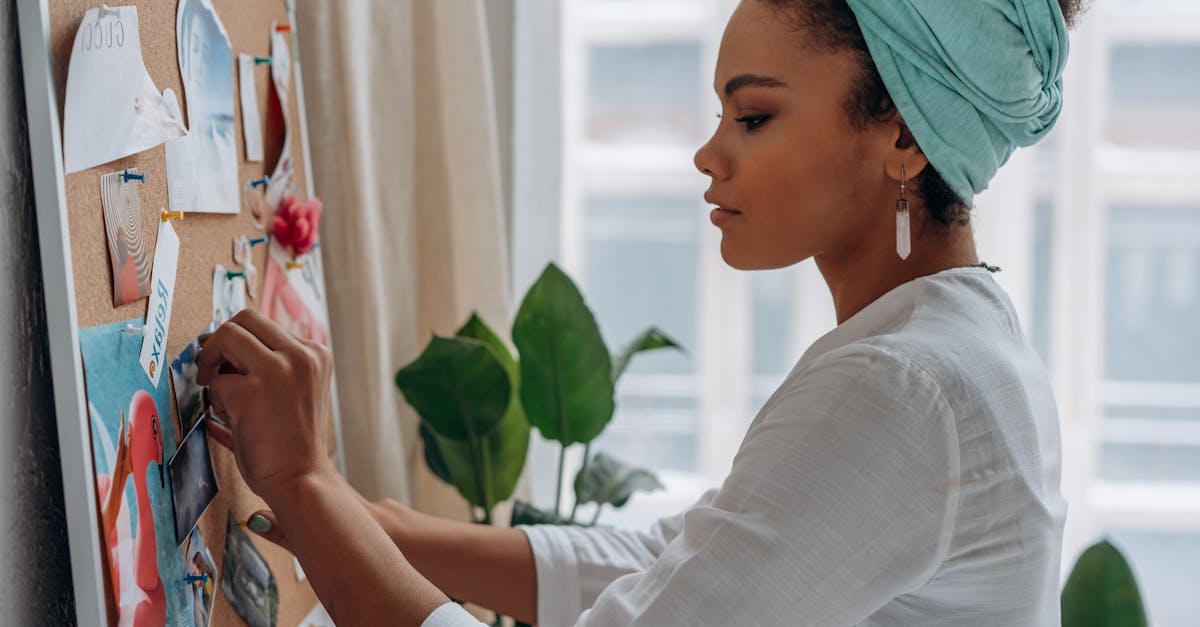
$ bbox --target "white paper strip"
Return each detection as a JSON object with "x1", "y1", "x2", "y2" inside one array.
[{"x1": 139, "y1": 221, "x2": 180, "y2": 386}]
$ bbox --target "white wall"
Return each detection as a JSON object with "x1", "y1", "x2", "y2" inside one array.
[{"x1": 0, "y1": 0, "x2": 77, "y2": 621}]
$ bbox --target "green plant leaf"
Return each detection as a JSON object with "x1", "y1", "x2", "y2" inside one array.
[
  {"x1": 509, "y1": 500, "x2": 574, "y2": 526},
  {"x1": 512, "y1": 263, "x2": 615, "y2": 446},
  {"x1": 1061, "y1": 539, "x2": 1148, "y2": 627},
  {"x1": 457, "y1": 314, "x2": 525, "y2": 425},
  {"x1": 611, "y1": 326, "x2": 684, "y2": 384},
  {"x1": 419, "y1": 422, "x2": 452, "y2": 486},
  {"x1": 426, "y1": 410, "x2": 529, "y2": 512},
  {"x1": 573, "y1": 451, "x2": 664, "y2": 509},
  {"x1": 395, "y1": 335, "x2": 512, "y2": 511}
]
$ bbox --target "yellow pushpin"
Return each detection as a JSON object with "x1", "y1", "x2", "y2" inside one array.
[
  {"x1": 161, "y1": 209, "x2": 184, "y2": 222},
  {"x1": 286, "y1": 260, "x2": 306, "y2": 270}
]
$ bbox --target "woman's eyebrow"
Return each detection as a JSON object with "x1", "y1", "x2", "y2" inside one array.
[{"x1": 721, "y1": 74, "x2": 787, "y2": 98}]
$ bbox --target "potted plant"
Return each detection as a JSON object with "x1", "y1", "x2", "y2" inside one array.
[{"x1": 395, "y1": 262, "x2": 682, "y2": 528}]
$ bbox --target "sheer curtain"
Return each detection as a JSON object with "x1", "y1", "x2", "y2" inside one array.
[{"x1": 295, "y1": 0, "x2": 510, "y2": 518}]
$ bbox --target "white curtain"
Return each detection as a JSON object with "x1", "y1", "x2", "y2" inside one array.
[{"x1": 295, "y1": 0, "x2": 510, "y2": 518}]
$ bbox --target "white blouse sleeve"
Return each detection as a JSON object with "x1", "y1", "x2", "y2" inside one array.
[{"x1": 526, "y1": 345, "x2": 961, "y2": 627}]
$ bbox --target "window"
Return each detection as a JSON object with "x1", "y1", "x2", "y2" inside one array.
[{"x1": 512, "y1": 2, "x2": 1200, "y2": 621}]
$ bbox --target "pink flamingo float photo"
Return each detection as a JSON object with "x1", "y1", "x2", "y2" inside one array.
[{"x1": 98, "y1": 390, "x2": 167, "y2": 626}]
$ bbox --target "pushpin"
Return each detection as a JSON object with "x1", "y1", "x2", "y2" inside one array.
[
  {"x1": 249, "y1": 235, "x2": 268, "y2": 247},
  {"x1": 274, "y1": 24, "x2": 291, "y2": 32},
  {"x1": 122, "y1": 322, "x2": 146, "y2": 337},
  {"x1": 226, "y1": 270, "x2": 247, "y2": 280},
  {"x1": 254, "y1": 56, "x2": 271, "y2": 65},
  {"x1": 286, "y1": 260, "x2": 306, "y2": 270},
  {"x1": 161, "y1": 209, "x2": 184, "y2": 222},
  {"x1": 99, "y1": 4, "x2": 118, "y2": 18},
  {"x1": 122, "y1": 169, "x2": 146, "y2": 183},
  {"x1": 249, "y1": 175, "x2": 269, "y2": 189},
  {"x1": 182, "y1": 573, "x2": 209, "y2": 585}
]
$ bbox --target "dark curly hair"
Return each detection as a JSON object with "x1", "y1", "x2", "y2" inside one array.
[{"x1": 760, "y1": 0, "x2": 1088, "y2": 227}]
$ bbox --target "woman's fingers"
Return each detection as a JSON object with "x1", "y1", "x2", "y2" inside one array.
[
  {"x1": 206, "y1": 418, "x2": 235, "y2": 452},
  {"x1": 245, "y1": 509, "x2": 292, "y2": 551},
  {"x1": 230, "y1": 309, "x2": 301, "y2": 353},
  {"x1": 196, "y1": 322, "x2": 273, "y2": 385}
]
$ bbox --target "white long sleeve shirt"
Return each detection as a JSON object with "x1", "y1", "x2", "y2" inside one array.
[{"x1": 424, "y1": 266, "x2": 1067, "y2": 626}]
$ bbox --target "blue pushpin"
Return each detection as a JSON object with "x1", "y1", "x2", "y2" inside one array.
[
  {"x1": 248, "y1": 235, "x2": 268, "y2": 247},
  {"x1": 122, "y1": 169, "x2": 146, "y2": 183},
  {"x1": 254, "y1": 56, "x2": 271, "y2": 65},
  {"x1": 182, "y1": 573, "x2": 209, "y2": 585},
  {"x1": 249, "y1": 175, "x2": 269, "y2": 188},
  {"x1": 226, "y1": 270, "x2": 246, "y2": 280}
]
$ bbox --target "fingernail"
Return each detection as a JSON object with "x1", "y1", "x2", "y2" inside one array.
[{"x1": 247, "y1": 514, "x2": 272, "y2": 534}]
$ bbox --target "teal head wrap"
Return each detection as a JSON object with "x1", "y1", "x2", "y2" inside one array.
[{"x1": 844, "y1": 0, "x2": 1069, "y2": 205}]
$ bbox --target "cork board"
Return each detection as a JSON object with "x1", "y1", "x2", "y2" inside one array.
[{"x1": 44, "y1": 1, "x2": 331, "y2": 625}]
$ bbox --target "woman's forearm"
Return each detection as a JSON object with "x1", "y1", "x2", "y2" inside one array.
[{"x1": 367, "y1": 500, "x2": 539, "y2": 624}]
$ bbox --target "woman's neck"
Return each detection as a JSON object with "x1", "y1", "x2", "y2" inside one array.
[{"x1": 816, "y1": 221, "x2": 980, "y2": 325}]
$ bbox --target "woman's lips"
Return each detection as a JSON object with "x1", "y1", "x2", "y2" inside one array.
[{"x1": 710, "y1": 207, "x2": 742, "y2": 227}]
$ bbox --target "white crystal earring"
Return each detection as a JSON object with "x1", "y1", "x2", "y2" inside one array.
[{"x1": 896, "y1": 164, "x2": 911, "y2": 260}]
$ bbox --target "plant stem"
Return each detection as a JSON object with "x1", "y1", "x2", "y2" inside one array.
[
  {"x1": 590, "y1": 504, "x2": 602, "y2": 526},
  {"x1": 569, "y1": 442, "x2": 591, "y2": 523},
  {"x1": 554, "y1": 444, "x2": 567, "y2": 518}
]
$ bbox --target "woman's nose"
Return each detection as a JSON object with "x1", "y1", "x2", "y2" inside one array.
[{"x1": 694, "y1": 131, "x2": 728, "y2": 181}]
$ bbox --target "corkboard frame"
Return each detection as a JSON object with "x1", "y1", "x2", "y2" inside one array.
[{"x1": 17, "y1": 1, "x2": 344, "y2": 625}]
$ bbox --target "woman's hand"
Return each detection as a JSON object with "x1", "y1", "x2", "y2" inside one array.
[{"x1": 196, "y1": 309, "x2": 336, "y2": 505}]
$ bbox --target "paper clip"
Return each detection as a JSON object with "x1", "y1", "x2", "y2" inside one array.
[
  {"x1": 122, "y1": 169, "x2": 146, "y2": 184},
  {"x1": 250, "y1": 176, "x2": 270, "y2": 189},
  {"x1": 254, "y1": 56, "x2": 271, "y2": 65},
  {"x1": 275, "y1": 24, "x2": 292, "y2": 33},
  {"x1": 161, "y1": 209, "x2": 184, "y2": 222}
]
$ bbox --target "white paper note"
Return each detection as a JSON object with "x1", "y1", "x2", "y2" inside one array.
[
  {"x1": 63, "y1": 6, "x2": 186, "y2": 173},
  {"x1": 212, "y1": 264, "x2": 247, "y2": 324},
  {"x1": 238, "y1": 54, "x2": 264, "y2": 162},
  {"x1": 139, "y1": 221, "x2": 180, "y2": 386}
]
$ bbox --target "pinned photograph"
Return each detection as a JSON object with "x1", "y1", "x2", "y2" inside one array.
[
  {"x1": 212, "y1": 264, "x2": 248, "y2": 323},
  {"x1": 177, "y1": 0, "x2": 238, "y2": 213},
  {"x1": 262, "y1": 241, "x2": 329, "y2": 345},
  {"x1": 222, "y1": 513, "x2": 279, "y2": 627},
  {"x1": 100, "y1": 169, "x2": 151, "y2": 306},
  {"x1": 169, "y1": 419, "x2": 219, "y2": 545},
  {"x1": 170, "y1": 322, "x2": 218, "y2": 437},
  {"x1": 264, "y1": 25, "x2": 295, "y2": 212},
  {"x1": 80, "y1": 318, "x2": 191, "y2": 625},
  {"x1": 186, "y1": 526, "x2": 218, "y2": 627}
]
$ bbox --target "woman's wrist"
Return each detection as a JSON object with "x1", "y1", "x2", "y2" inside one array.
[{"x1": 258, "y1": 462, "x2": 342, "y2": 511}]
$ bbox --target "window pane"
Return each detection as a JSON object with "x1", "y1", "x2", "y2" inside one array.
[
  {"x1": 584, "y1": 196, "x2": 698, "y2": 376},
  {"x1": 1107, "y1": 43, "x2": 1200, "y2": 149},
  {"x1": 587, "y1": 43, "x2": 704, "y2": 145},
  {"x1": 592, "y1": 396, "x2": 697, "y2": 472},
  {"x1": 1104, "y1": 206, "x2": 1200, "y2": 383},
  {"x1": 1101, "y1": 531, "x2": 1200, "y2": 627},
  {"x1": 1097, "y1": 443, "x2": 1200, "y2": 481}
]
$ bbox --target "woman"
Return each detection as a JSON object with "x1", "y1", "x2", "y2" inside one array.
[{"x1": 198, "y1": 0, "x2": 1084, "y2": 624}]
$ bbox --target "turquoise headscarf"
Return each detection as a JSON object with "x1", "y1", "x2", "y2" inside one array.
[{"x1": 844, "y1": 0, "x2": 1069, "y2": 205}]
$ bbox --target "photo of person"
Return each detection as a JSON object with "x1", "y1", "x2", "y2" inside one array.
[
  {"x1": 262, "y1": 241, "x2": 329, "y2": 345},
  {"x1": 176, "y1": 0, "x2": 237, "y2": 213},
  {"x1": 169, "y1": 419, "x2": 219, "y2": 545},
  {"x1": 170, "y1": 322, "x2": 219, "y2": 437},
  {"x1": 222, "y1": 513, "x2": 279, "y2": 627},
  {"x1": 186, "y1": 527, "x2": 217, "y2": 627}
]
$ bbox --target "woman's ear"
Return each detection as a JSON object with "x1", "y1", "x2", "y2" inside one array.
[{"x1": 885, "y1": 122, "x2": 930, "y2": 182}]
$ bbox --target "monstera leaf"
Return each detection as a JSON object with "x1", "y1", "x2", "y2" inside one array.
[
  {"x1": 395, "y1": 333, "x2": 523, "y2": 516},
  {"x1": 611, "y1": 327, "x2": 684, "y2": 384},
  {"x1": 512, "y1": 263, "x2": 615, "y2": 446},
  {"x1": 1061, "y1": 539, "x2": 1148, "y2": 627},
  {"x1": 573, "y1": 451, "x2": 664, "y2": 509}
]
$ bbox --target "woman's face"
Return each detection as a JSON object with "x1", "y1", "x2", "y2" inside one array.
[{"x1": 695, "y1": 1, "x2": 893, "y2": 270}]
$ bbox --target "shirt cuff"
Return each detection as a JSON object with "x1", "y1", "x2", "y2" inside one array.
[
  {"x1": 420, "y1": 602, "x2": 488, "y2": 627},
  {"x1": 518, "y1": 524, "x2": 584, "y2": 627}
]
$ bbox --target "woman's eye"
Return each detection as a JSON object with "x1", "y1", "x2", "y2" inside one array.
[{"x1": 734, "y1": 114, "x2": 770, "y2": 131}]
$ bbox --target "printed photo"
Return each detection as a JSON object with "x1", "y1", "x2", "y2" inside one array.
[
  {"x1": 262, "y1": 241, "x2": 329, "y2": 345},
  {"x1": 186, "y1": 526, "x2": 218, "y2": 627},
  {"x1": 177, "y1": 0, "x2": 238, "y2": 213},
  {"x1": 170, "y1": 322, "x2": 219, "y2": 437},
  {"x1": 169, "y1": 419, "x2": 219, "y2": 545},
  {"x1": 99, "y1": 170, "x2": 151, "y2": 306},
  {"x1": 222, "y1": 513, "x2": 279, "y2": 627},
  {"x1": 81, "y1": 318, "x2": 191, "y2": 625}
]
